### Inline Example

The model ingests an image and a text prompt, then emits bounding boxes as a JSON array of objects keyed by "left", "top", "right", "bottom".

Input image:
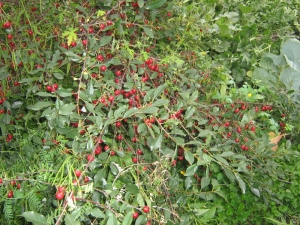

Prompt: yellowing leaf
[
  {"left": 62, "top": 28, "right": 78, "bottom": 46},
  {"left": 268, "top": 132, "right": 285, "bottom": 151}
]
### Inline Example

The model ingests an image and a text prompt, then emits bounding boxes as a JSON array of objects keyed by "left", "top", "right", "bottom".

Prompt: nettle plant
[{"left": 0, "top": 0, "right": 298, "bottom": 225}]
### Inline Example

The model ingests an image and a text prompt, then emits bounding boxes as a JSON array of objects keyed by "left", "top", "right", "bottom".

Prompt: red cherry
[
  {"left": 10, "top": 180, "right": 16, "bottom": 187},
  {"left": 115, "top": 70, "right": 122, "bottom": 76},
  {"left": 108, "top": 95, "right": 114, "bottom": 102},
  {"left": 178, "top": 156, "right": 184, "bottom": 161},
  {"left": 53, "top": 83, "right": 59, "bottom": 90},
  {"left": 132, "top": 157, "right": 138, "bottom": 163},
  {"left": 96, "top": 55, "right": 104, "bottom": 62},
  {"left": 143, "top": 206, "right": 150, "bottom": 213},
  {"left": 55, "top": 191, "right": 64, "bottom": 200},
  {"left": 94, "top": 146, "right": 102, "bottom": 155},
  {"left": 86, "top": 154, "right": 94, "bottom": 162},
  {"left": 224, "top": 121, "right": 230, "bottom": 127},
  {"left": 234, "top": 108, "right": 240, "bottom": 113},
  {"left": 82, "top": 39, "right": 88, "bottom": 46},
  {"left": 57, "top": 186, "right": 66, "bottom": 193},
  {"left": 137, "top": 149, "right": 143, "bottom": 155},
  {"left": 104, "top": 145, "right": 110, "bottom": 151},
  {"left": 171, "top": 160, "right": 177, "bottom": 166},
  {"left": 117, "top": 134, "right": 123, "bottom": 141},
  {"left": 99, "top": 23, "right": 106, "bottom": 30},
  {"left": 7, "top": 190, "right": 13, "bottom": 198},
  {"left": 114, "top": 89, "right": 121, "bottom": 96},
  {"left": 7, "top": 34, "right": 13, "bottom": 40},
  {"left": 2, "top": 21, "right": 11, "bottom": 29},
  {"left": 131, "top": 137, "right": 137, "bottom": 143},
  {"left": 132, "top": 212, "right": 139, "bottom": 219},
  {"left": 70, "top": 41, "right": 77, "bottom": 47},
  {"left": 74, "top": 169, "right": 82, "bottom": 178},
  {"left": 110, "top": 151, "right": 116, "bottom": 156},
  {"left": 0, "top": 178, "right": 2, "bottom": 184},
  {"left": 100, "top": 65, "right": 107, "bottom": 71},
  {"left": 46, "top": 85, "right": 53, "bottom": 92},
  {"left": 115, "top": 121, "right": 122, "bottom": 128},
  {"left": 27, "top": 30, "right": 33, "bottom": 36},
  {"left": 84, "top": 176, "right": 89, "bottom": 183}
]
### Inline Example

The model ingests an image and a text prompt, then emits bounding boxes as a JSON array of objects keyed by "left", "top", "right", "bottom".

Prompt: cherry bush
[{"left": 0, "top": 0, "right": 299, "bottom": 224}]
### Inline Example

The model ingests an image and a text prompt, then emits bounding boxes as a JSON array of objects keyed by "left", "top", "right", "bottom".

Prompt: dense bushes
[{"left": 0, "top": 0, "right": 299, "bottom": 224}]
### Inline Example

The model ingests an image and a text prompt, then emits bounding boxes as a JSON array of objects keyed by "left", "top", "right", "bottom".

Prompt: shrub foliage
[{"left": 0, "top": 0, "right": 299, "bottom": 224}]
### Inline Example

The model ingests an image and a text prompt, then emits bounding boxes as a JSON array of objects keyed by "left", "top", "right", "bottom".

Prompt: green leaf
[
  {"left": 11, "top": 101, "right": 23, "bottom": 109},
  {"left": 250, "top": 187, "right": 260, "bottom": 197},
  {"left": 100, "top": 36, "right": 112, "bottom": 46},
  {"left": 139, "top": 106, "right": 159, "bottom": 114},
  {"left": 174, "top": 137, "right": 184, "bottom": 146},
  {"left": 27, "top": 102, "right": 53, "bottom": 111},
  {"left": 185, "top": 176, "right": 194, "bottom": 190},
  {"left": 114, "top": 105, "right": 127, "bottom": 118},
  {"left": 58, "top": 103, "right": 76, "bottom": 115},
  {"left": 203, "top": 206, "right": 216, "bottom": 220},
  {"left": 2, "top": 113, "right": 11, "bottom": 124},
  {"left": 149, "top": 134, "right": 163, "bottom": 151},
  {"left": 90, "top": 208, "right": 105, "bottom": 218},
  {"left": 143, "top": 27, "right": 154, "bottom": 38},
  {"left": 106, "top": 213, "right": 117, "bottom": 225},
  {"left": 138, "top": 0, "right": 144, "bottom": 8},
  {"left": 220, "top": 151, "right": 235, "bottom": 157},
  {"left": 122, "top": 212, "right": 133, "bottom": 225},
  {"left": 213, "top": 155, "right": 229, "bottom": 166},
  {"left": 56, "top": 88, "right": 73, "bottom": 97},
  {"left": 22, "top": 211, "right": 47, "bottom": 225},
  {"left": 0, "top": 69, "right": 9, "bottom": 80},
  {"left": 65, "top": 214, "right": 80, "bottom": 225},
  {"left": 185, "top": 164, "right": 198, "bottom": 176},
  {"left": 184, "top": 151, "right": 194, "bottom": 165},
  {"left": 151, "top": 99, "right": 169, "bottom": 107},
  {"left": 195, "top": 209, "right": 209, "bottom": 216},
  {"left": 64, "top": 51, "right": 81, "bottom": 59},
  {"left": 110, "top": 163, "right": 119, "bottom": 176},
  {"left": 125, "top": 183, "right": 139, "bottom": 193},
  {"left": 35, "top": 92, "right": 55, "bottom": 97},
  {"left": 235, "top": 173, "right": 246, "bottom": 194},
  {"left": 123, "top": 107, "right": 138, "bottom": 118},
  {"left": 135, "top": 214, "right": 147, "bottom": 225},
  {"left": 238, "top": 4, "right": 253, "bottom": 13},
  {"left": 223, "top": 167, "right": 235, "bottom": 182},
  {"left": 281, "top": 38, "right": 300, "bottom": 63},
  {"left": 146, "top": 0, "right": 167, "bottom": 10},
  {"left": 201, "top": 176, "right": 210, "bottom": 189},
  {"left": 184, "top": 106, "right": 195, "bottom": 119}
]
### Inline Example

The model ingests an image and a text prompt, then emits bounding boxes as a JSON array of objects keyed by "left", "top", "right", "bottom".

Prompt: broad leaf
[
  {"left": 22, "top": 211, "right": 47, "bottom": 225},
  {"left": 106, "top": 213, "right": 117, "bottom": 225},
  {"left": 65, "top": 214, "right": 80, "bottom": 225},
  {"left": 122, "top": 212, "right": 133, "bottom": 225},
  {"left": 58, "top": 103, "right": 76, "bottom": 115},
  {"left": 143, "top": 27, "right": 154, "bottom": 38},
  {"left": 184, "top": 151, "right": 194, "bottom": 165},
  {"left": 235, "top": 173, "right": 246, "bottom": 194},
  {"left": 100, "top": 36, "right": 112, "bottom": 46},
  {"left": 90, "top": 208, "right": 105, "bottom": 218},
  {"left": 185, "top": 164, "right": 198, "bottom": 176},
  {"left": 201, "top": 176, "right": 210, "bottom": 189},
  {"left": 27, "top": 102, "right": 53, "bottom": 111},
  {"left": 146, "top": 0, "right": 167, "bottom": 10}
]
